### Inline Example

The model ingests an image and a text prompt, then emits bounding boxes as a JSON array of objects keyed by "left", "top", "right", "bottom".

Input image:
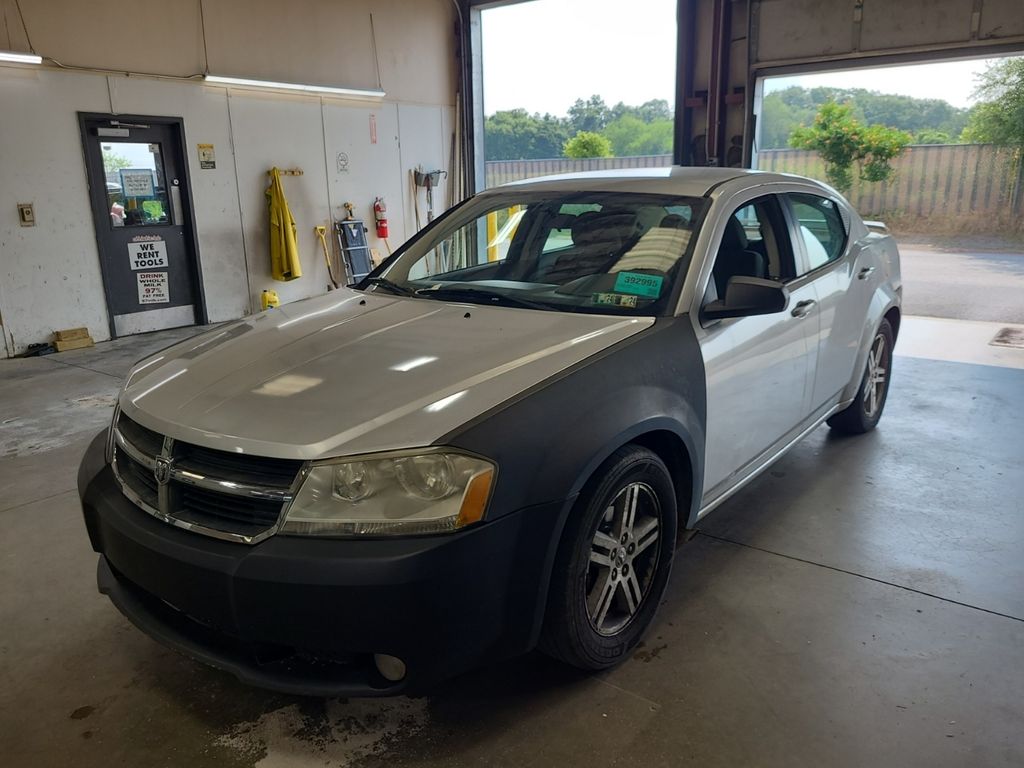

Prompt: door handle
[
  {"left": 170, "top": 180, "right": 183, "bottom": 226},
  {"left": 858, "top": 266, "right": 876, "bottom": 280},
  {"left": 791, "top": 299, "right": 816, "bottom": 318}
]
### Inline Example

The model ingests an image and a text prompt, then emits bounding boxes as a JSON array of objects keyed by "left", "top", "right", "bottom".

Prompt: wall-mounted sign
[
  {"left": 137, "top": 271, "right": 170, "bottom": 304},
  {"left": 128, "top": 238, "right": 167, "bottom": 270},
  {"left": 197, "top": 143, "right": 216, "bottom": 169},
  {"left": 120, "top": 168, "right": 155, "bottom": 198},
  {"left": 337, "top": 152, "right": 350, "bottom": 173},
  {"left": 369, "top": 114, "right": 377, "bottom": 145}
]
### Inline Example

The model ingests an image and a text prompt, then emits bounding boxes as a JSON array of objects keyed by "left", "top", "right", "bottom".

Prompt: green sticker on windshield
[{"left": 614, "top": 271, "right": 664, "bottom": 298}]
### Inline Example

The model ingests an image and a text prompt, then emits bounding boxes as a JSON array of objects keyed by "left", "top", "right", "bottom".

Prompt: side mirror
[{"left": 702, "top": 276, "right": 789, "bottom": 321}]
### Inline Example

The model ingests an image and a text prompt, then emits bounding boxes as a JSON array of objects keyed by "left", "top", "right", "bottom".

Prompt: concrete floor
[{"left": 2, "top": 323, "right": 1023, "bottom": 767}]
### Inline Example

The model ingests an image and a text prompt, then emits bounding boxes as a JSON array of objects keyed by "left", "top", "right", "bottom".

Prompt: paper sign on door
[
  {"left": 128, "top": 239, "right": 167, "bottom": 270},
  {"left": 137, "top": 271, "right": 170, "bottom": 304}
]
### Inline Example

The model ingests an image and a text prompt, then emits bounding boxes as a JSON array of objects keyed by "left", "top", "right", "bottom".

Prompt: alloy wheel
[
  {"left": 864, "top": 333, "right": 888, "bottom": 418},
  {"left": 585, "top": 482, "right": 662, "bottom": 636}
]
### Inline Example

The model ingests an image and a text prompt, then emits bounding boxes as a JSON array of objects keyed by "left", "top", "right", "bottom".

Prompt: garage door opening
[
  {"left": 751, "top": 56, "right": 1024, "bottom": 240},
  {"left": 474, "top": 0, "right": 677, "bottom": 188}
]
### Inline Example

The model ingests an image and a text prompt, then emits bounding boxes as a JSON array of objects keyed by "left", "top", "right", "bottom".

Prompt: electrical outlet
[{"left": 17, "top": 203, "right": 35, "bottom": 227}]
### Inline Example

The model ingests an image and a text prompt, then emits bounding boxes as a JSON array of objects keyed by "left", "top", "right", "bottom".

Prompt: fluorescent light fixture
[
  {"left": 0, "top": 51, "right": 42, "bottom": 64},
  {"left": 204, "top": 74, "right": 384, "bottom": 99}
]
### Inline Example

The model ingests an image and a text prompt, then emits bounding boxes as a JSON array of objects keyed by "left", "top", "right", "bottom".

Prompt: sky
[
  {"left": 481, "top": 0, "right": 678, "bottom": 116},
  {"left": 481, "top": 0, "right": 1002, "bottom": 117},
  {"left": 762, "top": 58, "right": 1002, "bottom": 109}
]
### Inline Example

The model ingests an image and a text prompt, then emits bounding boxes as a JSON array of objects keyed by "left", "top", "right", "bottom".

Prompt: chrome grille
[{"left": 111, "top": 412, "right": 305, "bottom": 544}]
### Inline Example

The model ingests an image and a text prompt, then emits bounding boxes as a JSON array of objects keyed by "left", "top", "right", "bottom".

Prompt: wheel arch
[
  {"left": 843, "top": 297, "right": 901, "bottom": 402},
  {"left": 884, "top": 304, "right": 901, "bottom": 340},
  {"left": 565, "top": 418, "right": 701, "bottom": 535}
]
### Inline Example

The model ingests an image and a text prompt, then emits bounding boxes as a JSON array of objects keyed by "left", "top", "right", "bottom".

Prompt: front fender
[{"left": 441, "top": 317, "right": 707, "bottom": 648}]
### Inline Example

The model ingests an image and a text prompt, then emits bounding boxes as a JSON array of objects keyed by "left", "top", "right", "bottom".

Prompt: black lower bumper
[{"left": 78, "top": 431, "right": 569, "bottom": 696}]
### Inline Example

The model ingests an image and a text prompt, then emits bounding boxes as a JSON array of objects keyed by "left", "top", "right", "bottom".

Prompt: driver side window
[{"left": 706, "top": 195, "right": 795, "bottom": 303}]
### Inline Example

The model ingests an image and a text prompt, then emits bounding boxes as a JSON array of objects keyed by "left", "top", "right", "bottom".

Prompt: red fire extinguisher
[{"left": 373, "top": 196, "right": 388, "bottom": 239}]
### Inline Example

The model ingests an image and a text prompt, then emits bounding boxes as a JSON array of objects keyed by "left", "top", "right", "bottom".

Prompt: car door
[
  {"left": 693, "top": 193, "right": 821, "bottom": 505},
  {"left": 783, "top": 191, "right": 871, "bottom": 411}
]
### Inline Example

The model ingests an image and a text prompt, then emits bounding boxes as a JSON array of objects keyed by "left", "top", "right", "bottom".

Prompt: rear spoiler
[{"left": 863, "top": 220, "right": 889, "bottom": 235}]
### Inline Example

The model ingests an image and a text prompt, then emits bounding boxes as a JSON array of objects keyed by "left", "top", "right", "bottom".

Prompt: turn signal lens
[{"left": 457, "top": 468, "right": 494, "bottom": 527}]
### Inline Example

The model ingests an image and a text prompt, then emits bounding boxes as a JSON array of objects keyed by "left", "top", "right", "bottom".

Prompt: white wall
[{"left": 0, "top": 0, "right": 457, "bottom": 355}]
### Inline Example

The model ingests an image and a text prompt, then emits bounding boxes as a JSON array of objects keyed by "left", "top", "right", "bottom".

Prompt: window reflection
[{"left": 102, "top": 142, "right": 171, "bottom": 228}]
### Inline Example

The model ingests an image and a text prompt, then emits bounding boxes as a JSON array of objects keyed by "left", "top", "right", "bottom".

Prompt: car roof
[{"left": 485, "top": 166, "right": 811, "bottom": 198}]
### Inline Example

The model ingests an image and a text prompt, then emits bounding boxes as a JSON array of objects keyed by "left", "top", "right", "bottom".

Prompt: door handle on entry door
[
  {"left": 170, "top": 179, "right": 183, "bottom": 226},
  {"left": 858, "top": 266, "right": 876, "bottom": 280},
  {"left": 791, "top": 299, "right": 816, "bottom": 318}
]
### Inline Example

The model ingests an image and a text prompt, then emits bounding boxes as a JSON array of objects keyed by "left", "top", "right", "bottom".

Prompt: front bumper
[{"left": 78, "top": 431, "right": 567, "bottom": 696}]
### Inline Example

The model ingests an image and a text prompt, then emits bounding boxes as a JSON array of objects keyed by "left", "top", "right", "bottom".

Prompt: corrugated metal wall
[
  {"left": 483, "top": 145, "right": 1023, "bottom": 231},
  {"left": 758, "top": 145, "right": 1024, "bottom": 223},
  {"left": 484, "top": 155, "right": 673, "bottom": 187}
]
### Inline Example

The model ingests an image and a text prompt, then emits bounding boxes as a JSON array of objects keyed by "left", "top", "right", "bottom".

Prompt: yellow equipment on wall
[
  {"left": 266, "top": 167, "right": 302, "bottom": 281},
  {"left": 260, "top": 289, "right": 280, "bottom": 310}
]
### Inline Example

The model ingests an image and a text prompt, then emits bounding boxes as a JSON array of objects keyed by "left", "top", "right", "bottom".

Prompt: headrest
[
  {"left": 720, "top": 216, "right": 749, "bottom": 251},
  {"left": 572, "top": 209, "right": 639, "bottom": 248}
]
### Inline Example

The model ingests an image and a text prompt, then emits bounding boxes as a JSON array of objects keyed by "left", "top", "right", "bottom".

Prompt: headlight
[{"left": 282, "top": 449, "right": 496, "bottom": 537}]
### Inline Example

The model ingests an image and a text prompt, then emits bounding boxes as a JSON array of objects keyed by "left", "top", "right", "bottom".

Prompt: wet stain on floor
[{"left": 215, "top": 698, "right": 429, "bottom": 767}]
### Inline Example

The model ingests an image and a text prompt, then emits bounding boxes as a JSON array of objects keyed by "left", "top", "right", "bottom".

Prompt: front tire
[
  {"left": 541, "top": 445, "right": 677, "bottom": 670},
  {"left": 828, "top": 318, "right": 894, "bottom": 434}
]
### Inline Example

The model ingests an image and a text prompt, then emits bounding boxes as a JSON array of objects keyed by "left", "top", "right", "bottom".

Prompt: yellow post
[
  {"left": 486, "top": 211, "right": 498, "bottom": 261},
  {"left": 507, "top": 206, "right": 522, "bottom": 240}
]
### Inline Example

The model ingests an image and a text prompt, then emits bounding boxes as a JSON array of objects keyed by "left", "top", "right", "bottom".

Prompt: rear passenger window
[{"left": 789, "top": 194, "right": 847, "bottom": 273}]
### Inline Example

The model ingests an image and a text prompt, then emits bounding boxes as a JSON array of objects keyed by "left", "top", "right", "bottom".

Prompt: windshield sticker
[
  {"left": 592, "top": 292, "right": 638, "bottom": 308},
  {"left": 614, "top": 271, "right": 664, "bottom": 298}
]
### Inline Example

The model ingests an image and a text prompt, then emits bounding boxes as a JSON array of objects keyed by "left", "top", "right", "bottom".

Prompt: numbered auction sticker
[
  {"left": 128, "top": 238, "right": 168, "bottom": 270},
  {"left": 614, "top": 271, "right": 664, "bottom": 298},
  {"left": 137, "top": 271, "right": 170, "bottom": 304}
]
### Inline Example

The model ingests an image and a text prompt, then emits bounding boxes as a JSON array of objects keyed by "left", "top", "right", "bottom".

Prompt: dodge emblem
[{"left": 154, "top": 456, "right": 173, "bottom": 486}]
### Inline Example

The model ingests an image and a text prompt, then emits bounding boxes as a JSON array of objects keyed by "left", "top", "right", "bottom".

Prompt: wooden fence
[{"left": 484, "top": 145, "right": 1023, "bottom": 232}]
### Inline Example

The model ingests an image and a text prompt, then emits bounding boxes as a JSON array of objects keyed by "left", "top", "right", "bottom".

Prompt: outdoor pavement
[{"left": 898, "top": 242, "right": 1024, "bottom": 324}]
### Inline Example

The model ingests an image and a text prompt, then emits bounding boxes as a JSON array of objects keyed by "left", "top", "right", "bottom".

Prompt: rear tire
[
  {"left": 540, "top": 445, "right": 677, "bottom": 670},
  {"left": 828, "top": 318, "right": 894, "bottom": 434}
]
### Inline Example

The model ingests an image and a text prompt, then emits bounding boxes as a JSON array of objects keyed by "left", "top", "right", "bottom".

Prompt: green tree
[
  {"left": 609, "top": 98, "right": 672, "bottom": 124},
  {"left": 760, "top": 85, "right": 970, "bottom": 149},
  {"left": 961, "top": 58, "right": 1024, "bottom": 149},
  {"left": 603, "top": 115, "right": 673, "bottom": 156},
  {"left": 789, "top": 101, "right": 911, "bottom": 192},
  {"left": 102, "top": 147, "right": 131, "bottom": 173},
  {"left": 564, "top": 131, "right": 613, "bottom": 159},
  {"left": 567, "top": 95, "right": 611, "bottom": 134},
  {"left": 484, "top": 109, "right": 570, "bottom": 160},
  {"left": 914, "top": 129, "right": 952, "bottom": 144}
]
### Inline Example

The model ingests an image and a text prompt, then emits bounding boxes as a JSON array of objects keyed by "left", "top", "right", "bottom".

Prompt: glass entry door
[{"left": 80, "top": 114, "right": 203, "bottom": 336}]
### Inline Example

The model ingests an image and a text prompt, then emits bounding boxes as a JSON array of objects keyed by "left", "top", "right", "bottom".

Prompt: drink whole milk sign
[{"left": 129, "top": 235, "right": 170, "bottom": 304}]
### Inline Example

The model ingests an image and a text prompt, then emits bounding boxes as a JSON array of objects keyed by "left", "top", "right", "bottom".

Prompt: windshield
[{"left": 361, "top": 191, "right": 708, "bottom": 316}]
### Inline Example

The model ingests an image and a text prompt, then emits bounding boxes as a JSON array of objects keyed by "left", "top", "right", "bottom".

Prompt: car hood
[{"left": 119, "top": 289, "right": 653, "bottom": 460}]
